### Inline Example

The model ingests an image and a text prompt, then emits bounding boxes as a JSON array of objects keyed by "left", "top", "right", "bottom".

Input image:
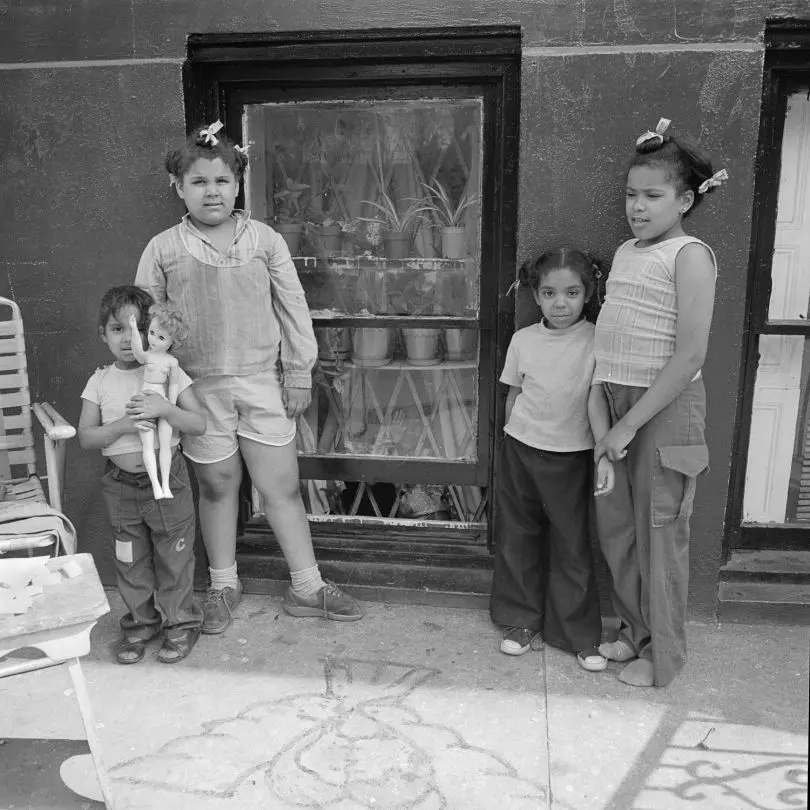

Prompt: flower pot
[
  {"left": 403, "top": 328, "right": 441, "bottom": 366},
  {"left": 316, "top": 327, "right": 351, "bottom": 363},
  {"left": 276, "top": 223, "right": 304, "bottom": 256},
  {"left": 440, "top": 227, "right": 466, "bottom": 260},
  {"left": 317, "top": 225, "right": 343, "bottom": 256},
  {"left": 444, "top": 328, "right": 477, "bottom": 361},
  {"left": 351, "top": 327, "right": 394, "bottom": 367},
  {"left": 383, "top": 231, "right": 411, "bottom": 260}
]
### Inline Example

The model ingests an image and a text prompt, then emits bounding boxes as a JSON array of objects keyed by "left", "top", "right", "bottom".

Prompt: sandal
[
  {"left": 116, "top": 637, "right": 147, "bottom": 665},
  {"left": 157, "top": 627, "right": 201, "bottom": 664}
]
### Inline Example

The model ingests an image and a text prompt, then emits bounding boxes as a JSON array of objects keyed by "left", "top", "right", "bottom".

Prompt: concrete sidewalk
[{"left": 1, "top": 590, "right": 808, "bottom": 810}]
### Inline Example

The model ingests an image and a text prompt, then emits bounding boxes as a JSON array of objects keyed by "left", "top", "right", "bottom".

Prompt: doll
[{"left": 128, "top": 305, "right": 190, "bottom": 499}]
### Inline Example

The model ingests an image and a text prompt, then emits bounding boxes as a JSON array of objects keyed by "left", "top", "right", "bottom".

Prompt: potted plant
[
  {"left": 355, "top": 191, "right": 433, "bottom": 260},
  {"left": 272, "top": 178, "right": 310, "bottom": 255},
  {"left": 421, "top": 180, "right": 479, "bottom": 260}
]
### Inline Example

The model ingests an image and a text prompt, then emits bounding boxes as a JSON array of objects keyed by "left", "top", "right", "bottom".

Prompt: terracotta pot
[
  {"left": 403, "top": 328, "right": 441, "bottom": 366},
  {"left": 318, "top": 225, "right": 343, "bottom": 255},
  {"left": 440, "top": 226, "right": 466, "bottom": 259},
  {"left": 276, "top": 223, "right": 304, "bottom": 256},
  {"left": 444, "top": 328, "right": 477, "bottom": 361},
  {"left": 316, "top": 327, "right": 351, "bottom": 362},
  {"left": 383, "top": 231, "right": 411, "bottom": 260},
  {"left": 351, "top": 327, "right": 394, "bottom": 367}
]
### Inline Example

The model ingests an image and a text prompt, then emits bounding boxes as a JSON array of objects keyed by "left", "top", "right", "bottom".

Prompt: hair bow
[
  {"left": 698, "top": 168, "right": 729, "bottom": 194},
  {"left": 200, "top": 120, "right": 224, "bottom": 146},
  {"left": 636, "top": 117, "right": 671, "bottom": 147},
  {"left": 234, "top": 144, "right": 250, "bottom": 156}
]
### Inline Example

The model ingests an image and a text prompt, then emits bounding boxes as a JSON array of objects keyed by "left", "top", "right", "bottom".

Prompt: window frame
[
  {"left": 726, "top": 23, "right": 810, "bottom": 552},
  {"left": 183, "top": 26, "right": 521, "bottom": 545}
]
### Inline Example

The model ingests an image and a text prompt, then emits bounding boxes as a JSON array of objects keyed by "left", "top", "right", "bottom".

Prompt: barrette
[
  {"left": 200, "top": 120, "right": 224, "bottom": 146},
  {"left": 636, "top": 117, "right": 671, "bottom": 147},
  {"left": 698, "top": 168, "right": 729, "bottom": 194}
]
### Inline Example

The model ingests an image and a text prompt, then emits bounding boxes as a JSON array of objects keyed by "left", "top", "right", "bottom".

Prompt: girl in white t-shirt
[{"left": 490, "top": 248, "right": 614, "bottom": 673}]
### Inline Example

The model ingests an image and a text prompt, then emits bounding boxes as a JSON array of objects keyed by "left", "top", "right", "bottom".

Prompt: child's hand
[
  {"left": 594, "top": 456, "right": 615, "bottom": 497},
  {"left": 596, "top": 422, "right": 636, "bottom": 462},
  {"left": 282, "top": 386, "right": 312, "bottom": 419},
  {"left": 126, "top": 391, "right": 170, "bottom": 422}
]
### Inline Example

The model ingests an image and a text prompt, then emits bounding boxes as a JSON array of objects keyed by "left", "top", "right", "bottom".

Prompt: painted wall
[{"left": 1, "top": 0, "right": 801, "bottom": 616}]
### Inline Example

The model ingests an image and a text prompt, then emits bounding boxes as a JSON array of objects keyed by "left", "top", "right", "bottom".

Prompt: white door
[{"left": 743, "top": 91, "right": 810, "bottom": 523}]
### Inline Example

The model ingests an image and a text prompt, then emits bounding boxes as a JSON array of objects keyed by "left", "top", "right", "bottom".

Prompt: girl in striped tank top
[{"left": 591, "top": 118, "right": 728, "bottom": 687}]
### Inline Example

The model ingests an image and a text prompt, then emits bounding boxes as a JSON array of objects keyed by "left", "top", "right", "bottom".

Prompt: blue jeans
[{"left": 100, "top": 450, "right": 202, "bottom": 638}]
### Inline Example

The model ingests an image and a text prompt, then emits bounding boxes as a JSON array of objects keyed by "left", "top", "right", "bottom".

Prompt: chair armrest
[{"left": 32, "top": 403, "right": 76, "bottom": 441}]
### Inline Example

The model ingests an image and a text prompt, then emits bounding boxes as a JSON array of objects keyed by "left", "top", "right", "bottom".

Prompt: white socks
[
  {"left": 290, "top": 565, "right": 325, "bottom": 599},
  {"left": 209, "top": 562, "right": 238, "bottom": 591}
]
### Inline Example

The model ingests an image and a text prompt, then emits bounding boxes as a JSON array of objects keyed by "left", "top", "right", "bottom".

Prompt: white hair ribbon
[
  {"left": 235, "top": 144, "right": 250, "bottom": 156},
  {"left": 697, "top": 168, "right": 729, "bottom": 194},
  {"left": 506, "top": 279, "right": 520, "bottom": 296},
  {"left": 636, "top": 117, "right": 671, "bottom": 147},
  {"left": 200, "top": 120, "right": 224, "bottom": 146}
]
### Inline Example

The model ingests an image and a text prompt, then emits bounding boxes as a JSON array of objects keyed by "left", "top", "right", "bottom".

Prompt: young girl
[
  {"left": 490, "top": 249, "right": 614, "bottom": 673},
  {"left": 135, "top": 121, "right": 363, "bottom": 634},
  {"left": 592, "top": 118, "right": 727, "bottom": 688}
]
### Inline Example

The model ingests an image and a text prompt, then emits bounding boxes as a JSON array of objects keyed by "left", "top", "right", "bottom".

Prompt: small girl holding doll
[
  {"left": 136, "top": 121, "right": 363, "bottom": 635},
  {"left": 592, "top": 118, "right": 727, "bottom": 688},
  {"left": 490, "top": 248, "right": 614, "bottom": 673}
]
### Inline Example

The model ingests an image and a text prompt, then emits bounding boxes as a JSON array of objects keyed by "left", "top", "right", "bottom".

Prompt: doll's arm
[
  {"left": 166, "top": 361, "right": 181, "bottom": 406},
  {"left": 128, "top": 314, "right": 149, "bottom": 364}
]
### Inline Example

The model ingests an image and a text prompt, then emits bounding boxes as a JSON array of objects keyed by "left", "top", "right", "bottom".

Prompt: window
[
  {"left": 729, "top": 24, "right": 810, "bottom": 549},
  {"left": 185, "top": 27, "right": 520, "bottom": 545}
]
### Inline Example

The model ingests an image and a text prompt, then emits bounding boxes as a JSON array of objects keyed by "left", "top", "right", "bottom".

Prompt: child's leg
[
  {"left": 536, "top": 450, "right": 602, "bottom": 654},
  {"left": 148, "top": 453, "right": 203, "bottom": 661},
  {"left": 624, "top": 379, "right": 708, "bottom": 687},
  {"left": 157, "top": 417, "right": 174, "bottom": 499},
  {"left": 240, "top": 436, "right": 362, "bottom": 620},
  {"left": 594, "top": 385, "right": 650, "bottom": 657},
  {"left": 99, "top": 467, "right": 162, "bottom": 653},
  {"left": 490, "top": 435, "right": 547, "bottom": 633},
  {"left": 138, "top": 425, "right": 164, "bottom": 500}
]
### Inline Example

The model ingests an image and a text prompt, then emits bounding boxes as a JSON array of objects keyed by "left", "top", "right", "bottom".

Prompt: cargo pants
[{"left": 595, "top": 378, "right": 709, "bottom": 686}]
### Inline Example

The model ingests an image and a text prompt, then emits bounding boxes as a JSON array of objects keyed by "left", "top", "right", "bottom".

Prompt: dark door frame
[
  {"left": 725, "top": 21, "right": 810, "bottom": 553},
  {"left": 183, "top": 26, "right": 521, "bottom": 555}
]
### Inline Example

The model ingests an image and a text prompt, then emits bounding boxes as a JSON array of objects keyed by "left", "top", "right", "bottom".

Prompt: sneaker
[
  {"left": 282, "top": 581, "right": 363, "bottom": 621},
  {"left": 576, "top": 645, "right": 608, "bottom": 672},
  {"left": 500, "top": 627, "right": 543, "bottom": 656},
  {"left": 201, "top": 580, "right": 243, "bottom": 635}
]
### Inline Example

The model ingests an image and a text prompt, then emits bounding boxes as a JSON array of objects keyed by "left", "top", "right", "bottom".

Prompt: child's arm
[
  {"left": 134, "top": 238, "right": 167, "bottom": 303},
  {"left": 127, "top": 314, "right": 148, "bottom": 364},
  {"left": 78, "top": 399, "right": 140, "bottom": 451},
  {"left": 597, "top": 243, "right": 716, "bottom": 461},
  {"left": 588, "top": 383, "right": 615, "bottom": 496},
  {"left": 266, "top": 234, "right": 318, "bottom": 392},
  {"left": 588, "top": 382, "right": 611, "bottom": 444},
  {"left": 504, "top": 385, "right": 520, "bottom": 427},
  {"left": 125, "top": 387, "right": 206, "bottom": 436}
]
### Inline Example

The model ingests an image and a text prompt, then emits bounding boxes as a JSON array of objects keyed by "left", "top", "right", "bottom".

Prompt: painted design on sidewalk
[{"left": 109, "top": 657, "right": 547, "bottom": 808}]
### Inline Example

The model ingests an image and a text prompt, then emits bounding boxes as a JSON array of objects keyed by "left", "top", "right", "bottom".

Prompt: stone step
[{"left": 718, "top": 551, "right": 810, "bottom": 624}]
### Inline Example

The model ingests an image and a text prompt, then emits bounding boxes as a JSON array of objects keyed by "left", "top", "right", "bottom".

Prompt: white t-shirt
[
  {"left": 500, "top": 319, "right": 595, "bottom": 452},
  {"left": 81, "top": 364, "right": 193, "bottom": 457}
]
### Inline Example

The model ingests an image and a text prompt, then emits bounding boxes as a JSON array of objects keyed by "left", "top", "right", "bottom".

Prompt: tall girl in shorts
[
  {"left": 490, "top": 248, "right": 615, "bottom": 673},
  {"left": 592, "top": 118, "right": 727, "bottom": 687},
  {"left": 136, "top": 122, "right": 363, "bottom": 634}
]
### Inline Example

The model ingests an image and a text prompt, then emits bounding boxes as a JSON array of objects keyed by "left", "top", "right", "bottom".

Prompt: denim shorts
[{"left": 182, "top": 367, "right": 296, "bottom": 464}]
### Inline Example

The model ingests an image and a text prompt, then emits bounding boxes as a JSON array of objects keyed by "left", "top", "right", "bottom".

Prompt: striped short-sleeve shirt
[{"left": 593, "top": 235, "right": 717, "bottom": 388}]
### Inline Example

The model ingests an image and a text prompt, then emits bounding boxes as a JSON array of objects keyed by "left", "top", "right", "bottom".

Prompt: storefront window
[
  {"left": 743, "top": 90, "right": 810, "bottom": 524},
  {"left": 243, "top": 100, "right": 485, "bottom": 523}
]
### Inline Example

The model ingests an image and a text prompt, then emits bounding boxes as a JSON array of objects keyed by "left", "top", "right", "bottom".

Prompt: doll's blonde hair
[{"left": 148, "top": 304, "right": 190, "bottom": 348}]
